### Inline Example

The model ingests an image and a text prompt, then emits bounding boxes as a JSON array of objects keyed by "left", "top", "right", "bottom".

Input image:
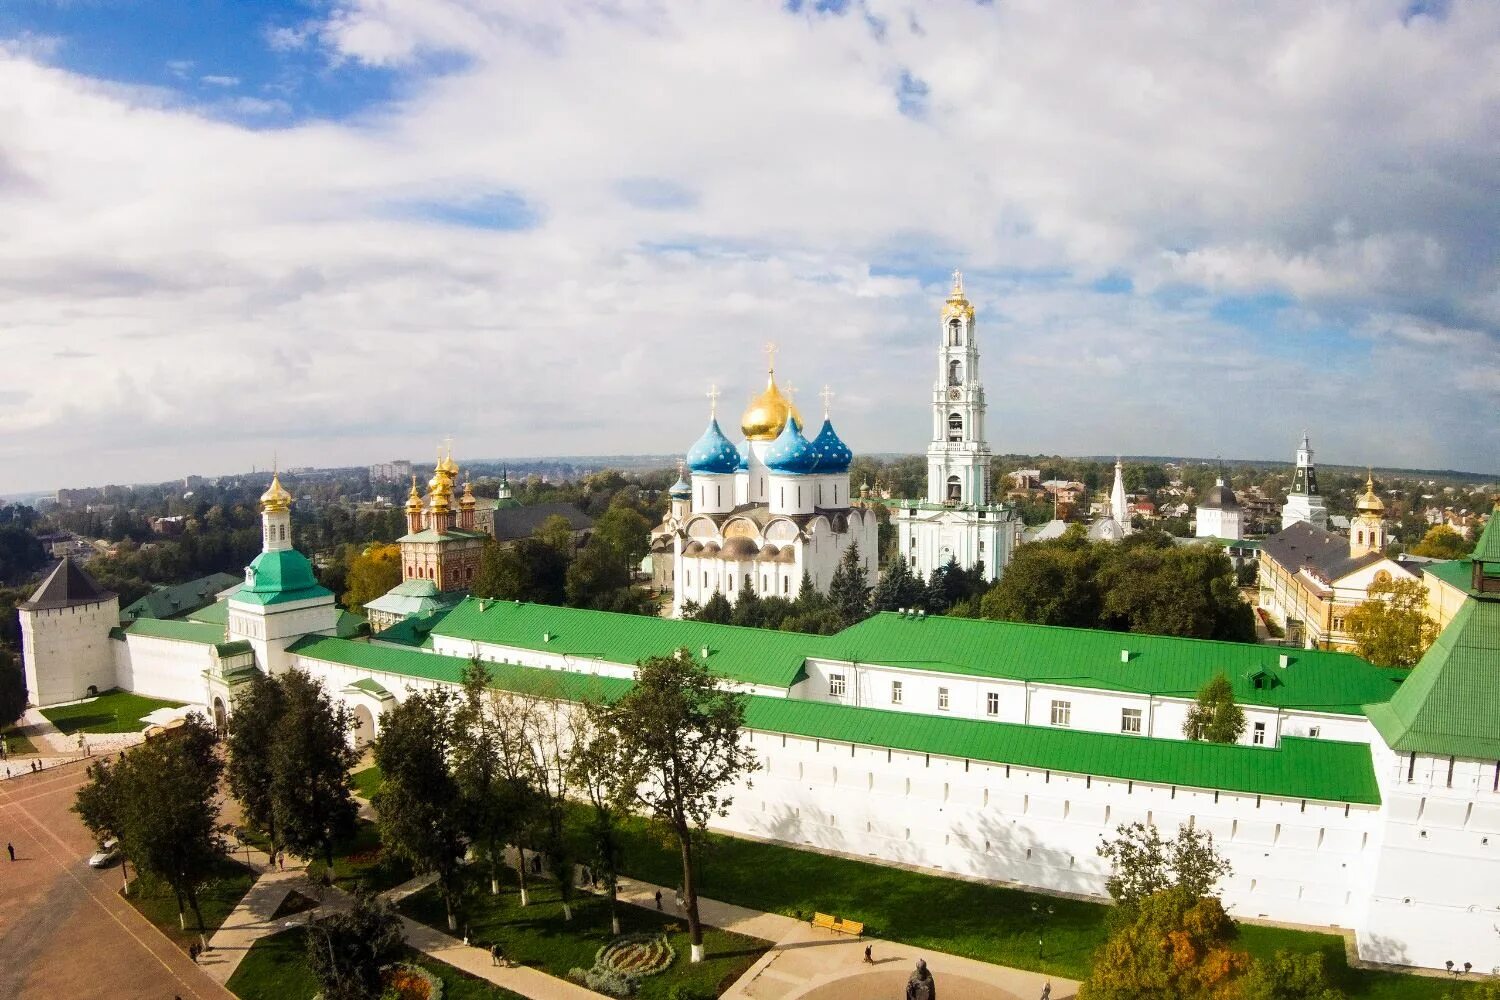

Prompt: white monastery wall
[{"left": 116, "top": 634, "right": 215, "bottom": 705}]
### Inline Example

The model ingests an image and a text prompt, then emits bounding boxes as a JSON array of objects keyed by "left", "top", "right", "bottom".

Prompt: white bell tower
[{"left": 926, "top": 271, "right": 992, "bottom": 506}]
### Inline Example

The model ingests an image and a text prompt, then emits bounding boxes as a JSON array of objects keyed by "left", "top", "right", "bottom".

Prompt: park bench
[{"left": 811, "top": 911, "right": 864, "bottom": 937}]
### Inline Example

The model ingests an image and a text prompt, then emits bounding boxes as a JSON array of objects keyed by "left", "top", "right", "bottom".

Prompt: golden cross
[
  {"left": 764, "top": 341, "right": 778, "bottom": 373},
  {"left": 706, "top": 383, "right": 721, "bottom": 417},
  {"left": 820, "top": 384, "right": 834, "bottom": 418}
]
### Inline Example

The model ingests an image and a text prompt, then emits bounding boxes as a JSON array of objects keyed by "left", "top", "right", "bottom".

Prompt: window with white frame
[
  {"left": 829, "top": 674, "right": 846, "bottom": 698},
  {"left": 986, "top": 692, "right": 1000, "bottom": 716},
  {"left": 938, "top": 687, "right": 950, "bottom": 711},
  {"left": 1121, "top": 707, "right": 1142, "bottom": 734},
  {"left": 1252, "top": 721, "right": 1267, "bottom": 745},
  {"left": 1050, "top": 700, "right": 1071, "bottom": 727},
  {"left": 891, "top": 680, "right": 903, "bottom": 704},
  {"left": 1308, "top": 726, "right": 1321, "bottom": 738}
]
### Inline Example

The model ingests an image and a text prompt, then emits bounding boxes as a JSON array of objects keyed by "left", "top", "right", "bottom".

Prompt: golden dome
[
  {"left": 741, "top": 373, "right": 804, "bottom": 441},
  {"left": 941, "top": 269, "right": 975, "bottom": 323},
  {"left": 439, "top": 451, "right": 459, "bottom": 477},
  {"left": 405, "top": 475, "right": 423, "bottom": 514},
  {"left": 260, "top": 473, "right": 292, "bottom": 513},
  {"left": 1356, "top": 472, "right": 1384, "bottom": 514},
  {"left": 460, "top": 479, "right": 476, "bottom": 508}
]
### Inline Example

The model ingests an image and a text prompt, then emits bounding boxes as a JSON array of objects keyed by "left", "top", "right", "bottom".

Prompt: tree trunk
[
  {"left": 609, "top": 873, "right": 621, "bottom": 936},
  {"left": 562, "top": 901, "right": 572, "bottom": 921},
  {"left": 679, "top": 826, "right": 704, "bottom": 962},
  {"left": 445, "top": 888, "right": 457, "bottom": 932},
  {"left": 516, "top": 845, "right": 530, "bottom": 907}
]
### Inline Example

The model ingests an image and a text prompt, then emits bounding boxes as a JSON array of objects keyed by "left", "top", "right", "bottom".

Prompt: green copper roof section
[
  {"left": 346, "top": 678, "right": 396, "bottom": 701},
  {"left": 1422, "top": 559, "right": 1474, "bottom": 594},
  {"left": 123, "top": 617, "right": 226, "bottom": 646},
  {"left": 832, "top": 613, "right": 1405, "bottom": 715},
  {"left": 120, "top": 572, "right": 241, "bottom": 622},
  {"left": 1366, "top": 595, "right": 1500, "bottom": 758},
  {"left": 288, "top": 636, "right": 1379, "bottom": 804},
  {"left": 1474, "top": 507, "right": 1500, "bottom": 564},
  {"left": 432, "top": 598, "right": 825, "bottom": 689},
  {"left": 232, "top": 549, "right": 332, "bottom": 607},
  {"left": 187, "top": 599, "right": 230, "bottom": 626}
]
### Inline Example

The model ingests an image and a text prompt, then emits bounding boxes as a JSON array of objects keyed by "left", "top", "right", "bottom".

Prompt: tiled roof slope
[
  {"left": 1260, "top": 520, "right": 1411, "bottom": 583},
  {"left": 430, "top": 598, "right": 827, "bottom": 689},
  {"left": 121, "top": 573, "right": 241, "bottom": 622},
  {"left": 1423, "top": 559, "right": 1474, "bottom": 593},
  {"left": 287, "top": 635, "right": 1380, "bottom": 804},
  {"left": 832, "top": 613, "right": 1405, "bottom": 715},
  {"left": 123, "top": 617, "right": 226, "bottom": 645},
  {"left": 19, "top": 558, "right": 115, "bottom": 611},
  {"left": 1366, "top": 595, "right": 1500, "bottom": 758}
]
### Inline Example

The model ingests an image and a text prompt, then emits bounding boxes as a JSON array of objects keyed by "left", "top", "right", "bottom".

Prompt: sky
[{"left": 1, "top": 0, "right": 1498, "bottom": 494}]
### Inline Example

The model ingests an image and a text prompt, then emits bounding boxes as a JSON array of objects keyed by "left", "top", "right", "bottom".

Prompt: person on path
[
  {"left": 864, "top": 944, "right": 873, "bottom": 964},
  {"left": 654, "top": 890, "right": 662, "bottom": 910},
  {"left": 7, "top": 842, "right": 14, "bottom": 861},
  {"left": 1039, "top": 983, "right": 1051, "bottom": 1000},
  {"left": 490, "top": 943, "right": 503, "bottom": 966}
]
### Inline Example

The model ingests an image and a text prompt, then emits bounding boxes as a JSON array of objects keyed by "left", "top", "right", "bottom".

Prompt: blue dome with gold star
[
  {"left": 686, "top": 418, "right": 739, "bottom": 474},
  {"left": 810, "top": 418, "right": 853, "bottom": 473},
  {"left": 765, "top": 417, "right": 818, "bottom": 474}
]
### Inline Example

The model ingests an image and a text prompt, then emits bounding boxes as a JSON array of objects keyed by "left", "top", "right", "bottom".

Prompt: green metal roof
[
  {"left": 215, "top": 640, "right": 253, "bottom": 657},
  {"left": 288, "top": 636, "right": 1379, "bottom": 804},
  {"left": 1422, "top": 559, "right": 1474, "bottom": 594},
  {"left": 123, "top": 617, "right": 226, "bottom": 646},
  {"left": 345, "top": 678, "right": 396, "bottom": 701},
  {"left": 1367, "top": 595, "right": 1500, "bottom": 758},
  {"left": 1473, "top": 507, "right": 1500, "bottom": 567},
  {"left": 832, "top": 613, "right": 1406, "bottom": 715},
  {"left": 187, "top": 599, "right": 230, "bottom": 626},
  {"left": 335, "top": 610, "right": 369, "bottom": 639},
  {"left": 232, "top": 549, "right": 332, "bottom": 607},
  {"left": 431, "top": 598, "right": 824, "bottom": 689},
  {"left": 120, "top": 573, "right": 241, "bottom": 622}
]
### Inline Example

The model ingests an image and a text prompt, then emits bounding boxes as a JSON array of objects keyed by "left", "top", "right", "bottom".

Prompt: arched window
[
  {"left": 947, "top": 476, "right": 962, "bottom": 502},
  {"left": 948, "top": 412, "right": 963, "bottom": 442},
  {"left": 948, "top": 359, "right": 962, "bottom": 386},
  {"left": 948, "top": 318, "right": 962, "bottom": 346}
]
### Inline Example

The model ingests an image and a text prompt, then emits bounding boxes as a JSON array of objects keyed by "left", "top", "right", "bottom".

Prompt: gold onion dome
[
  {"left": 460, "top": 479, "right": 476, "bottom": 507},
  {"left": 941, "top": 269, "right": 975, "bottom": 323},
  {"left": 741, "top": 373, "right": 804, "bottom": 441},
  {"left": 405, "top": 475, "right": 423, "bottom": 514},
  {"left": 1357, "top": 473, "right": 1385, "bottom": 513},
  {"left": 260, "top": 472, "right": 292, "bottom": 513}
]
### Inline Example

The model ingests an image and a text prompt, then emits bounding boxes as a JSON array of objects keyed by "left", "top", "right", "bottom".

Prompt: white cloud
[
  {"left": 0, "top": 0, "right": 1496, "bottom": 492},
  {"left": 200, "top": 74, "right": 240, "bottom": 87}
]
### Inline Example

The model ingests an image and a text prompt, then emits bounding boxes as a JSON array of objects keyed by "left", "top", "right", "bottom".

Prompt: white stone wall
[
  {"left": 1359, "top": 740, "right": 1500, "bottom": 973},
  {"left": 116, "top": 634, "right": 215, "bottom": 705},
  {"left": 19, "top": 597, "right": 120, "bottom": 707}
]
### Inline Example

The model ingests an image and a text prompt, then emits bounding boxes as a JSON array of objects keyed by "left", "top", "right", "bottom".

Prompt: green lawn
[
  {"left": 351, "top": 763, "right": 383, "bottom": 800},
  {"left": 2, "top": 726, "right": 36, "bottom": 756},
  {"left": 41, "top": 688, "right": 185, "bottom": 734},
  {"left": 400, "top": 864, "right": 769, "bottom": 1000},
  {"left": 226, "top": 928, "right": 527, "bottom": 1000},
  {"left": 305, "top": 819, "right": 415, "bottom": 895},
  {"left": 599, "top": 814, "right": 1460, "bottom": 997},
  {"left": 126, "top": 854, "right": 257, "bottom": 951}
]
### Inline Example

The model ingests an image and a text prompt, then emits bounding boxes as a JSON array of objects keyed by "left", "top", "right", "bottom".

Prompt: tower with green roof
[
  {"left": 225, "top": 472, "right": 339, "bottom": 676},
  {"left": 1357, "top": 505, "right": 1500, "bottom": 971}
]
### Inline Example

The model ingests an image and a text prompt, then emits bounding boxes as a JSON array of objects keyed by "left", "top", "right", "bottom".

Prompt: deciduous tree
[
  {"left": 225, "top": 671, "right": 286, "bottom": 857},
  {"left": 453, "top": 660, "right": 522, "bottom": 898},
  {"left": 272, "top": 670, "right": 359, "bottom": 873},
  {"left": 373, "top": 689, "right": 468, "bottom": 931},
  {"left": 1345, "top": 576, "right": 1438, "bottom": 667},
  {"left": 570, "top": 700, "right": 630, "bottom": 935},
  {"left": 341, "top": 543, "right": 403, "bottom": 611},
  {"left": 1409, "top": 524, "right": 1471, "bottom": 559},
  {"left": 305, "top": 889, "right": 405, "bottom": 1000},
  {"left": 1079, "top": 886, "right": 1245, "bottom": 999},
  {"left": 595, "top": 653, "right": 757, "bottom": 962},
  {"left": 1183, "top": 673, "right": 1246, "bottom": 744},
  {"left": 0, "top": 649, "right": 26, "bottom": 731},
  {"left": 1097, "top": 821, "right": 1232, "bottom": 909},
  {"left": 980, "top": 528, "right": 1101, "bottom": 627}
]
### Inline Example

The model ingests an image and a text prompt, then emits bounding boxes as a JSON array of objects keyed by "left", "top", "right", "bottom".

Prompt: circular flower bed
[
  {"left": 381, "top": 962, "right": 443, "bottom": 1000},
  {"left": 596, "top": 933, "right": 675, "bottom": 978}
]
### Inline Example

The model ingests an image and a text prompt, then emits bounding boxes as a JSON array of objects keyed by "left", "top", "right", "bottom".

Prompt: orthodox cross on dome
[
  {"left": 784, "top": 381, "right": 798, "bottom": 404},
  {"left": 676, "top": 457, "right": 685, "bottom": 478},
  {"left": 951, "top": 269, "right": 964, "bottom": 297},
  {"left": 764, "top": 341, "right": 779, "bottom": 374},
  {"left": 820, "top": 384, "right": 835, "bottom": 418},
  {"left": 706, "top": 383, "right": 721, "bottom": 417}
]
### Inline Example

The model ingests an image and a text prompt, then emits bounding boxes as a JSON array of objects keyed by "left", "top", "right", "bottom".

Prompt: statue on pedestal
[{"left": 905, "top": 958, "right": 936, "bottom": 1000}]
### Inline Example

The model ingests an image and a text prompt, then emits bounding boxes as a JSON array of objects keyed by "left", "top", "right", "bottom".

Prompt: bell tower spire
[{"left": 926, "top": 269, "right": 990, "bottom": 506}]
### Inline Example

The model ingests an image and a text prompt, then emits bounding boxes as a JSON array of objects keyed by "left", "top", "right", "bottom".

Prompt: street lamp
[{"left": 1032, "top": 902, "right": 1055, "bottom": 960}]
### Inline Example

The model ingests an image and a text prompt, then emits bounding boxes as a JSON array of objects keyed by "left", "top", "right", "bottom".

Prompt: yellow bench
[{"left": 812, "top": 911, "right": 864, "bottom": 937}]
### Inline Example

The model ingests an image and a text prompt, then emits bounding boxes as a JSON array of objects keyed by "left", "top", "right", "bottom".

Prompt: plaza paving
[{"left": 0, "top": 757, "right": 233, "bottom": 999}]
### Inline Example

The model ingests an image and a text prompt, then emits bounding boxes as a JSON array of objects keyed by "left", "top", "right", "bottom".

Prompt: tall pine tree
[{"left": 827, "top": 543, "right": 871, "bottom": 628}]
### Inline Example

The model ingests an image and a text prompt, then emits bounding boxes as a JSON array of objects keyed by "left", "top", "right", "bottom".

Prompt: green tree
[
  {"left": 827, "top": 543, "right": 870, "bottom": 627},
  {"left": 1409, "top": 524, "right": 1472, "bottom": 559},
  {"left": 452, "top": 660, "right": 521, "bottom": 898},
  {"left": 73, "top": 756, "right": 130, "bottom": 887},
  {"left": 1234, "top": 949, "right": 1342, "bottom": 1000},
  {"left": 537, "top": 514, "right": 578, "bottom": 559},
  {"left": 1097, "top": 821, "right": 1233, "bottom": 910},
  {"left": 225, "top": 671, "right": 288, "bottom": 857},
  {"left": 1100, "top": 538, "right": 1254, "bottom": 642},
  {"left": 980, "top": 527, "right": 1100, "bottom": 627},
  {"left": 1078, "top": 886, "right": 1244, "bottom": 1000},
  {"left": 871, "top": 556, "right": 925, "bottom": 612},
  {"left": 272, "top": 670, "right": 360, "bottom": 873},
  {"left": 1345, "top": 576, "right": 1439, "bottom": 667},
  {"left": 0, "top": 650, "right": 27, "bottom": 730},
  {"left": 1183, "top": 673, "right": 1246, "bottom": 744},
  {"left": 595, "top": 653, "right": 757, "bottom": 962},
  {"left": 340, "top": 543, "right": 402, "bottom": 611},
  {"left": 113, "top": 715, "right": 224, "bottom": 929},
  {"left": 565, "top": 535, "right": 632, "bottom": 609},
  {"left": 693, "top": 590, "right": 733, "bottom": 625},
  {"left": 374, "top": 689, "right": 467, "bottom": 930},
  {"left": 570, "top": 700, "right": 630, "bottom": 935},
  {"left": 305, "top": 889, "right": 406, "bottom": 1000},
  {"left": 592, "top": 506, "right": 652, "bottom": 565}
]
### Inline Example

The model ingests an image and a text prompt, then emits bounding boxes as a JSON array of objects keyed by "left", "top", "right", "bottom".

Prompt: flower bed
[
  {"left": 570, "top": 933, "right": 676, "bottom": 997},
  {"left": 381, "top": 961, "right": 443, "bottom": 1000}
]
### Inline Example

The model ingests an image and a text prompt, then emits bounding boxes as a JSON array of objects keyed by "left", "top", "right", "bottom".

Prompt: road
[{"left": 0, "top": 759, "right": 235, "bottom": 999}]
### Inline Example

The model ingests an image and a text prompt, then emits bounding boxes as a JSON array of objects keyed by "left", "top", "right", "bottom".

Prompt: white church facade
[
  {"left": 18, "top": 464, "right": 1500, "bottom": 973},
  {"left": 894, "top": 273, "right": 1022, "bottom": 582}
]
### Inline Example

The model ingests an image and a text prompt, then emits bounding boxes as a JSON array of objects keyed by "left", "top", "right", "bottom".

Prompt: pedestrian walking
[
  {"left": 1039, "top": 983, "right": 1051, "bottom": 1000},
  {"left": 7, "top": 842, "right": 14, "bottom": 861},
  {"left": 490, "top": 943, "right": 503, "bottom": 966},
  {"left": 864, "top": 944, "right": 873, "bottom": 964},
  {"left": 654, "top": 890, "right": 662, "bottom": 910},
  {"left": 277, "top": 852, "right": 285, "bottom": 872},
  {"left": 188, "top": 942, "right": 200, "bottom": 964}
]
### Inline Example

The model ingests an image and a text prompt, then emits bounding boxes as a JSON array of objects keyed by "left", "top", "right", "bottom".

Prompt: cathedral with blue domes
[{"left": 659, "top": 355, "right": 878, "bottom": 617}]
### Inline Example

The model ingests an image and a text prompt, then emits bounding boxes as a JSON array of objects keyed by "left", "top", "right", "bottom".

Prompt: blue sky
[{"left": 0, "top": 0, "right": 1496, "bottom": 492}]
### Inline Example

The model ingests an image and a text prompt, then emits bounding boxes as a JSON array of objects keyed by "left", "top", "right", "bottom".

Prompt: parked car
[{"left": 87, "top": 839, "right": 120, "bottom": 868}]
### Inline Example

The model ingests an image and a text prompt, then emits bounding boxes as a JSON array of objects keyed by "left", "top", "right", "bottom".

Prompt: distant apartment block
[{"left": 369, "top": 460, "right": 413, "bottom": 482}]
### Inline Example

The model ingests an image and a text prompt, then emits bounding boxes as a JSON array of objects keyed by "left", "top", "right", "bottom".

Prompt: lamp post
[{"left": 1032, "top": 902, "right": 1055, "bottom": 960}]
